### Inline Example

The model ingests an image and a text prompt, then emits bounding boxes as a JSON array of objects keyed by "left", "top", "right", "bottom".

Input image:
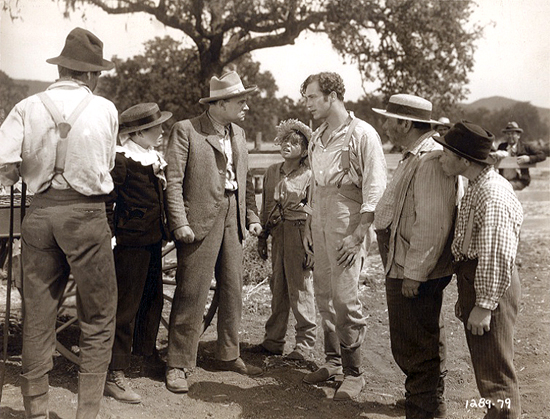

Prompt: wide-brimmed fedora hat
[
  {"left": 119, "top": 103, "right": 172, "bottom": 135},
  {"left": 434, "top": 120, "right": 497, "bottom": 165},
  {"left": 502, "top": 121, "right": 524, "bottom": 133},
  {"left": 434, "top": 117, "right": 452, "bottom": 128},
  {"left": 47, "top": 27, "right": 114, "bottom": 72},
  {"left": 372, "top": 94, "right": 439, "bottom": 124},
  {"left": 199, "top": 71, "right": 257, "bottom": 104}
]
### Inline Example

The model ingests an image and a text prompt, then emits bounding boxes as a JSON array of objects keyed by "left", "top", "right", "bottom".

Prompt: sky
[{"left": 1, "top": 0, "right": 549, "bottom": 108}]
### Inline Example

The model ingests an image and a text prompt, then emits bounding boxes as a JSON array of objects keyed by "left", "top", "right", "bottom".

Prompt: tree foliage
[
  {"left": 97, "top": 36, "right": 291, "bottom": 144},
  {"left": 60, "top": 0, "right": 482, "bottom": 112},
  {"left": 0, "top": 70, "right": 28, "bottom": 122},
  {"left": 461, "top": 101, "right": 549, "bottom": 146}
]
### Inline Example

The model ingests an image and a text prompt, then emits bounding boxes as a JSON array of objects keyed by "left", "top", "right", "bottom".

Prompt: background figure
[
  {"left": 494, "top": 121, "right": 546, "bottom": 190},
  {"left": 300, "top": 72, "right": 387, "bottom": 401},
  {"left": 250, "top": 119, "right": 316, "bottom": 360},
  {"left": 432, "top": 117, "right": 452, "bottom": 137},
  {"left": 104, "top": 103, "right": 172, "bottom": 404},
  {"left": 437, "top": 121, "right": 523, "bottom": 419},
  {"left": 0, "top": 27, "right": 118, "bottom": 419},
  {"left": 164, "top": 71, "right": 263, "bottom": 394},
  {"left": 373, "top": 94, "right": 457, "bottom": 419}
]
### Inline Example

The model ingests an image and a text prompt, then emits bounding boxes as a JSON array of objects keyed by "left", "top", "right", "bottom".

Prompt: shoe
[
  {"left": 245, "top": 344, "right": 282, "bottom": 356},
  {"left": 165, "top": 367, "right": 189, "bottom": 393},
  {"left": 333, "top": 374, "right": 365, "bottom": 400},
  {"left": 104, "top": 370, "right": 141, "bottom": 404},
  {"left": 141, "top": 351, "right": 166, "bottom": 377},
  {"left": 216, "top": 357, "right": 263, "bottom": 376},
  {"left": 284, "top": 350, "right": 306, "bottom": 361},
  {"left": 303, "top": 365, "right": 343, "bottom": 384}
]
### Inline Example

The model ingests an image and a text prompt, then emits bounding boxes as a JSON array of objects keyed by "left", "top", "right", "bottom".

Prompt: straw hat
[{"left": 372, "top": 94, "right": 439, "bottom": 124}]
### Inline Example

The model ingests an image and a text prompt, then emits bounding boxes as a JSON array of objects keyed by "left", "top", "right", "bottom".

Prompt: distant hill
[
  {"left": 461, "top": 96, "right": 550, "bottom": 126},
  {"left": 14, "top": 79, "right": 52, "bottom": 96}
]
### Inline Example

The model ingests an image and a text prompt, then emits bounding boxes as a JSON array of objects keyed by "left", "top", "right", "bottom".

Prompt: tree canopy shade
[{"left": 58, "top": 0, "right": 482, "bottom": 112}]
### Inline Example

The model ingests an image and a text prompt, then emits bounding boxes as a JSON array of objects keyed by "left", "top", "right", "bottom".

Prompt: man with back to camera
[
  {"left": 163, "top": 71, "right": 263, "bottom": 393},
  {"left": 373, "top": 94, "right": 458, "bottom": 419},
  {"left": 0, "top": 27, "right": 118, "bottom": 418},
  {"left": 437, "top": 121, "right": 523, "bottom": 419},
  {"left": 300, "top": 72, "right": 387, "bottom": 400}
]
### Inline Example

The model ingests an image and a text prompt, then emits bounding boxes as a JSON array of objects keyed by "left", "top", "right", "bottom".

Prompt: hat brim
[
  {"left": 501, "top": 128, "right": 523, "bottom": 133},
  {"left": 372, "top": 108, "right": 440, "bottom": 124},
  {"left": 46, "top": 56, "right": 115, "bottom": 72},
  {"left": 434, "top": 135, "right": 497, "bottom": 165},
  {"left": 119, "top": 111, "right": 173, "bottom": 135},
  {"left": 199, "top": 86, "right": 257, "bottom": 104}
]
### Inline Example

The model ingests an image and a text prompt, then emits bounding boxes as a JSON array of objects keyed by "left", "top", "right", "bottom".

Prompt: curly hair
[{"left": 300, "top": 72, "right": 346, "bottom": 101}]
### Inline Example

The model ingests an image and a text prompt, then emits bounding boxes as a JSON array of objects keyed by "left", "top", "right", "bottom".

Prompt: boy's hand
[
  {"left": 304, "top": 252, "right": 314, "bottom": 269},
  {"left": 257, "top": 237, "right": 268, "bottom": 260},
  {"left": 302, "top": 218, "right": 314, "bottom": 261},
  {"left": 173, "top": 226, "right": 195, "bottom": 243},
  {"left": 248, "top": 222, "right": 263, "bottom": 237}
]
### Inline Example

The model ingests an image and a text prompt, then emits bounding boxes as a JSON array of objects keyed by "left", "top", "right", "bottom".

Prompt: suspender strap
[
  {"left": 337, "top": 118, "right": 360, "bottom": 188},
  {"left": 462, "top": 205, "right": 476, "bottom": 255},
  {"left": 38, "top": 92, "right": 93, "bottom": 174}
]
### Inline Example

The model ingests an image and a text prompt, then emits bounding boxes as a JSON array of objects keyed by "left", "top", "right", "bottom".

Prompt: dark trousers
[
  {"left": 385, "top": 276, "right": 451, "bottom": 419},
  {"left": 167, "top": 192, "right": 243, "bottom": 368},
  {"left": 455, "top": 260, "right": 521, "bottom": 419},
  {"left": 20, "top": 189, "right": 117, "bottom": 396},
  {"left": 110, "top": 242, "right": 163, "bottom": 370}
]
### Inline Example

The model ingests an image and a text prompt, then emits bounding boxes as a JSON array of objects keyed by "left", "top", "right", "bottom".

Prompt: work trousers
[
  {"left": 110, "top": 242, "right": 163, "bottom": 370},
  {"left": 455, "top": 259, "right": 521, "bottom": 419},
  {"left": 167, "top": 191, "right": 243, "bottom": 368},
  {"left": 20, "top": 188, "right": 117, "bottom": 396},
  {"left": 262, "top": 220, "right": 316, "bottom": 354},
  {"left": 311, "top": 186, "right": 366, "bottom": 367},
  {"left": 385, "top": 276, "right": 451, "bottom": 419}
]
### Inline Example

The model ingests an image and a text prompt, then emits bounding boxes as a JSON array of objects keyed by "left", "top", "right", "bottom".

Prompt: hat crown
[
  {"left": 372, "top": 93, "right": 435, "bottom": 123},
  {"left": 437, "top": 117, "right": 451, "bottom": 125},
  {"left": 443, "top": 121, "right": 495, "bottom": 162},
  {"left": 47, "top": 27, "right": 114, "bottom": 72},
  {"left": 502, "top": 121, "right": 523, "bottom": 132},
  {"left": 120, "top": 103, "right": 160, "bottom": 125}
]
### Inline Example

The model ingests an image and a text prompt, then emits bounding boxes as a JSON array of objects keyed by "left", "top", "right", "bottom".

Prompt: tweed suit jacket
[
  {"left": 386, "top": 143, "right": 456, "bottom": 281},
  {"left": 165, "top": 111, "right": 259, "bottom": 241}
]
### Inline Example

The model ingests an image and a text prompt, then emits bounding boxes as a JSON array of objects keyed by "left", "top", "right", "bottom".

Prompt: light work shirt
[
  {"left": 308, "top": 113, "right": 386, "bottom": 213},
  {"left": 0, "top": 80, "right": 118, "bottom": 195},
  {"left": 452, "top": 166, "right": 523, "bottom": 310}
]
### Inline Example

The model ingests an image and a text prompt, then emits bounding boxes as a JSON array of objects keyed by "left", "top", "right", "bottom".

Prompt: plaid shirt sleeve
[{"left": 472, "top": 174, "right": 523, "bottom": 310}]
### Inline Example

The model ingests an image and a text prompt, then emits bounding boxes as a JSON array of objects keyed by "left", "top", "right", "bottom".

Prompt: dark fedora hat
[
  {"left": 199, "top": 71, "right": 257, "bottom": 104},
  {"left": 501, "top": 121, "right": 524, "bottom": 133},
  {"left": 372, "top": 93, "right": 440, "bottom": 124},
  {"left": 119, "top": 103, "right": 172, "bottom": 135},
  {"left": 434, "top": 120, "right": 497, "bottom": 165},
  {"left": 46, "top": 27, "right": 114, "bottom": 72}
]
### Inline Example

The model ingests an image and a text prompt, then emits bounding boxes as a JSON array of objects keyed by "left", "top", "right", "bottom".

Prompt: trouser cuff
[{"left": 20, "top": 375, "right": 49, "bottom": 397}]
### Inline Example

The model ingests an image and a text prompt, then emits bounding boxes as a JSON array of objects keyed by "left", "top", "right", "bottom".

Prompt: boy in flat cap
[
  {"left": 0, "top": 28, "right": 118, "bottom": 418},
  {"left": 437, "top": 121, "right": 523, "bottom": 419}
]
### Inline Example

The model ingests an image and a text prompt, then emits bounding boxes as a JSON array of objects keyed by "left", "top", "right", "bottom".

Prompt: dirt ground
[{"left": 1, "top": 166, "right": 549, "bottom": 419}]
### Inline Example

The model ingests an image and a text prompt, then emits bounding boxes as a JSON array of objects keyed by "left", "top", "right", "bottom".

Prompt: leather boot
[
  {"left": 334, "top": 345, "right": 364, "bottom": 400},
  {"left": 21, "top": 375, "right": 49, "bottom": 419},
  {"left": 76, "top": 372, "right": 107, "bottom": 419}
]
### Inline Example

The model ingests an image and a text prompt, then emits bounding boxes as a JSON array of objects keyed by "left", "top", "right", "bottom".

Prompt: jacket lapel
[{"left": 198, "top": 112, "right": 224, "bottom": 155}]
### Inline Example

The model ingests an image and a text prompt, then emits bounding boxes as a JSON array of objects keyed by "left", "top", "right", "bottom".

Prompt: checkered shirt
[{"left": 452, "top": 166, "right": 523, "bottom": 310}]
